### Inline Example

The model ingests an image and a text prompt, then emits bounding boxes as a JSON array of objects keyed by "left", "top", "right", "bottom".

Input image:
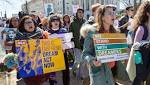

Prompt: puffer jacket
[{"left": 69, "top": 17, "right": 86, "bottom": 49}]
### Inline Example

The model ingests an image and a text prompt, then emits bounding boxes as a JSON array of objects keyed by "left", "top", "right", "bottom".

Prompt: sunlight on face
[
  {"left": 103, "top": 7, "right": 116, "bottom": 25},
  {"left": 24, "top": 19, "right": 35, "bottom": 32}
]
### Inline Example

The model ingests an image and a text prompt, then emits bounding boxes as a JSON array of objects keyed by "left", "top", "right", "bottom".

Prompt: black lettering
[{"left": 44, "top": 62, "right": 55, "bottom": 68}]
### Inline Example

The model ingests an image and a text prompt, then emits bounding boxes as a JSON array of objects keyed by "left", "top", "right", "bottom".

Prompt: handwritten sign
[
  {"left": 15, "top": 39, "right": 65, "bottom": 78},
  {"left": 93, "top": 33, "right": 128, "bottom": 63}
]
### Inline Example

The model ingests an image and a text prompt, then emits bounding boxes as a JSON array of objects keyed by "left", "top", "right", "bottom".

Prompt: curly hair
[
  {"left": 132, "top": 1, "right": 150, "bottom": 31},
  {"left": 18, "top": 16, "right": 37, "bottom": 32},
  {"left": 95, "top": 5, "right": 116, "bottom": 33}
]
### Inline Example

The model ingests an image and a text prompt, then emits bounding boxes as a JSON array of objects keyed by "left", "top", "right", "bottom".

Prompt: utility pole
[
  {"left": 63, "top": 0, "right": 65, "bottom": 15},
  {"left": 1, "top": 11, "right": 2, "bottom": 17},
  {"left": 4, "top": 10, "right": 7, "bottom": 18},
  {"left": 25, "top": 0, "right": 29, "bottom": 14}
]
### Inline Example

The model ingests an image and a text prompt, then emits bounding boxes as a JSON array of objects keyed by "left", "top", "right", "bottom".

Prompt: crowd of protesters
[{"left": 1, "top": 0, "right": 150, "bottom": 85}]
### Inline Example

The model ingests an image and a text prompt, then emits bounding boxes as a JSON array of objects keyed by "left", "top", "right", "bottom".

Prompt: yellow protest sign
[{"left": 15, "top": 39, "right": 65, "bottom": 78}]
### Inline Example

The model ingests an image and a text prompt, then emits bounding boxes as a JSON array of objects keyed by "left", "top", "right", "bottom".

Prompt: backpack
[{"left": 127, "top": 24, "right": 148, "bottom": 45}]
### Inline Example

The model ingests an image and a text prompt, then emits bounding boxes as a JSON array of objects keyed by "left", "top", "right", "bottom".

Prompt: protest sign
[
  {"left": 0, "top": 28, "right": 17, "bottom": 51},
  {"left": 15, "top": 39, "right": 65, "bottom": 78},
  {"left": 49, "top": 32, "right": 74, "bottom": 49},
  {"left": 93, "top": 33, "right": 128, "bottom": 63}
]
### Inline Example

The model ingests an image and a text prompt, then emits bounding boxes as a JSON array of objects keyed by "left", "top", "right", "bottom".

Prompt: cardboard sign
[
  {"left": 49, "top": 32, "right": 74, "bottom": 49},
  {"left": 93, "top": 33, "right": 128, "bottom": 63},
  {"left": 15, "top": 39, "right": 65, "bottom": 78}
]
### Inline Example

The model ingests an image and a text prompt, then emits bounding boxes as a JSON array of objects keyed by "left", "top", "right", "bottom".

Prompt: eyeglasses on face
[
  {"left": 104, "top": 11, "right": 116, "bottom": 16},
  {"left": 51, "top": 19, "right": 59, "bottom": 22},
  {"left": 24, "top": 21, "right": 33, "bottom": 24}
]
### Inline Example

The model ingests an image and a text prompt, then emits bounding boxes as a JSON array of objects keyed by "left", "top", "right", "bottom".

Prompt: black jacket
[{"left": 119, "top": 15, "right": 129, "bottom": 34}]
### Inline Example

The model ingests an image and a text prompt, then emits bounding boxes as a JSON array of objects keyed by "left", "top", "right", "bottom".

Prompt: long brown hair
[
  {"left": 132, "top": 1, "right": 150, "bottom": 31},
  {"left": 95, "top": 5, "right": 116, "bottom": 33},
  {"left": 63, "top": 15, "right": 70, "bottom": 24},
  {"left": 18, "top": 16, "right": 37, "bottom": 32},
  {"left": 9, "top": 17, "right": 19, "bottom": 28}
]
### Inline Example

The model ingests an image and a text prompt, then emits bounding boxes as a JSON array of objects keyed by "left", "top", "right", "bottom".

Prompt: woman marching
[
  {"left": 48, "top": 14, "right": 70, "bottom": 85},
  {"left": 81, "top": 5, "right": 130, "bottom": 85},
  {"left": 127, "top": 1, "right": 150, "bottom": 85},
  {"left": 2, "top": 17, "right": 19, "bottom": 54},
  {"left": 13, "top": 16, "right": 49, "bottom": 85}
]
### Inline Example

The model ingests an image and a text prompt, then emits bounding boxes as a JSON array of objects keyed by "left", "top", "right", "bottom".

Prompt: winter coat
[
  {"left": 119, "top": 15, "right": 130, "bottom": 35},
  {"left": 80, "top": 24, "right": 130, "bottom": 85},
  {"left": 13, "top": 27, "right": 50, "bottom": 85},
  {"left": 69, "top": 17, "right": 86, "bottom": 49},
  {"left": 81, "top": 25, "right": 114, "bottom": 85}
]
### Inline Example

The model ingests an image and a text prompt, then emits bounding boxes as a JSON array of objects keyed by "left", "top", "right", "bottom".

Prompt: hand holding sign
[
  {"left": 93, "top": 33, "right": 129, "bottom": 63},
  {"left": 92, "top": 60, "right": 102, "bottom": 67}
]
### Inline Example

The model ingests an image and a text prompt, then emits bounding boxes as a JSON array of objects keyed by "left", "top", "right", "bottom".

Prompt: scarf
[{"left": 16, "top": 27, "right": 43, "bottom": 40}]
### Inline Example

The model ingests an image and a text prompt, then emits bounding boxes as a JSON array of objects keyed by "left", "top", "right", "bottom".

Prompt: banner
[
  {"left": 93, "top": 33, "right": 128, "bottom": 63},
  {"left": 15, "top": 39, "right": 65, "bottom": 78},
  {"left": 0, "top": 28, "right": 17, "bottom": 50},
  {"left": 49, "top": 32, "right": 74, "bottom": 49},
  {"left": 72, "top": 5, "right": 79, "bottom": 14},
  {"left": 44, "top": 3, "right": 54, "bottom": 16}
]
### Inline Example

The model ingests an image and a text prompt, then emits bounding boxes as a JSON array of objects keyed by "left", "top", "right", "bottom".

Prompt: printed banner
[
  {"left": 0, "top": 28, "right": 17, "bottom": 50},
  {"left": 44, "top": 3, "right": 54, "bottom": 16},
  {"left": 49, "top": 32, "right": 74, "bottom": 49},
  {"left": 93, "top": 33, "right": 128, "bottom": 63},
  {"left": 15, "top": 39, "right": 65, "bottom": 78}
]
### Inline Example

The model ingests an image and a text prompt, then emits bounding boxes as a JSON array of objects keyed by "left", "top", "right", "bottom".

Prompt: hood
[{"left": 80, "top": 24, "right": 97, "bottom": 38}]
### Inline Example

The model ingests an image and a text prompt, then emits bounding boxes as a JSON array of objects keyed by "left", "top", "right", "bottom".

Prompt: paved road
[{"left": 0, "top": 70, "right": 83, "bottom": 85}]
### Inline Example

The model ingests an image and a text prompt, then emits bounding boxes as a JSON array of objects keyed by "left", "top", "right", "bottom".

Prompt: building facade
[{"left": 22, "top": 0, "right": 122, "bottom": 17}]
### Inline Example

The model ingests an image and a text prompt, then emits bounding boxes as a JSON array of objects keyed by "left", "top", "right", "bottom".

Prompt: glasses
[
  {"left": 24, "top": 21, "right": 33, "bottom": 24},
  {"left": 51, "top": 19, "right": 59, "bottom": 22},
  {"left": 130, "top": 9, "right": 134, "bottom": 11},
  {"left": 12, "top": 20, "right": 18, "bottom": 22},
  {"left": 104, "top": 11, "right": 116, "bottom": 16}
]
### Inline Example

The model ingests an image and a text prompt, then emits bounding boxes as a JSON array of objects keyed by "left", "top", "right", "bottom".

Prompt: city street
[{"left": 0, "top": 0, "right": 149, "bottom": 85}]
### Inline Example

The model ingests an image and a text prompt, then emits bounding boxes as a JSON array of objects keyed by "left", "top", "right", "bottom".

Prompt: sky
[
  {"left": 0, "top": 0, "right": 31, "bottom": 18},
  {"left": 0, "top": 0, "right": 127, "bottom": 18}
]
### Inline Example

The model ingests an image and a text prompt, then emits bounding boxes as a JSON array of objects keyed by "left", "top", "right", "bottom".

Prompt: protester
[
  {"left": 9, "top": 17, "right": 19, "bottom": 28},
  {"left": 30, "top": 14, "right": 41, "bottom": 26},
  {"left": 126, "top": 1, "right": 150, "bottom": 85},
  {"left": 63, "top": 15, "right": 71, "bottom": 32},
  {"left": 119, "top": 6, "right": 134, "bottom": 36},
  {"left": 86, "top": 3, "right": 101, "bottom": 25},
  {"left": 1, "top": 17, "right": 19, "bottom": 54},
  {"left": 38, "top": 17, "right": 49, "bottom": 31},
  {"left": 70, "top": 8, "right": 85, "bottom": 50},
  {"left": 48, "top": 14, "right": 70, "bottom": 85},
  {"left": 81, "top": 5, "right": 130, "bottom": 85},
  {"left": 13, "top": 16, "right": 49, "bottom": 85}
]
